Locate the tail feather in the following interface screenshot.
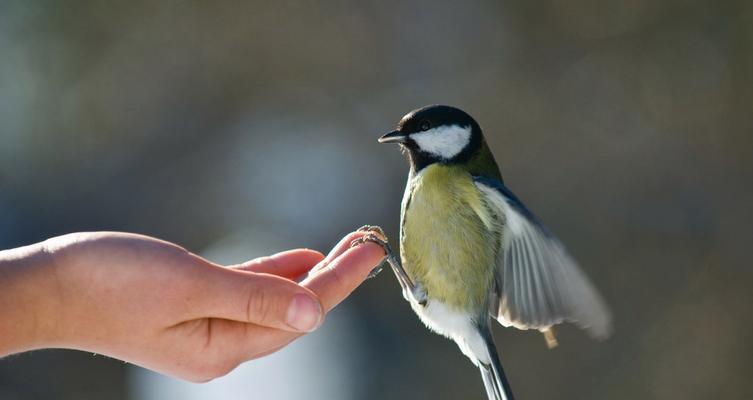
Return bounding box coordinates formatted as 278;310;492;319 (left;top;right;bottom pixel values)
479;328;515;400
480;364;503;400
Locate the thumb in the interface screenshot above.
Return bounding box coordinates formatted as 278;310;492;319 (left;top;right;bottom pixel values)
197;267;323;333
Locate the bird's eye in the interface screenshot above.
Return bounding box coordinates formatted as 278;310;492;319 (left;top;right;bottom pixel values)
420;121;431;131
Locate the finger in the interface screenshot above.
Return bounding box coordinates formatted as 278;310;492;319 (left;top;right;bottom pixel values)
307;231;370;276
323;230;370;264
198;268;323;333
300;242;385;311
224;240;385;362
232;249;324;279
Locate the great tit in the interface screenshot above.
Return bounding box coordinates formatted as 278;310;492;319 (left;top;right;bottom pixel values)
359;105;611;400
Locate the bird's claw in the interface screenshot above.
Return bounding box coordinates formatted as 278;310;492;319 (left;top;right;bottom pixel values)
357;225;387;242
354;226;423;303
414;283;428;306
351;229;390;279
367;264;384;279
350;231;389;250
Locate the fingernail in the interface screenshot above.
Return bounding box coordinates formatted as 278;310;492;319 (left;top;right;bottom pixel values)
286;294;322;332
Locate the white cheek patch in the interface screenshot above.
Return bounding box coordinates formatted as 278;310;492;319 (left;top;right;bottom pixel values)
411;125;472;160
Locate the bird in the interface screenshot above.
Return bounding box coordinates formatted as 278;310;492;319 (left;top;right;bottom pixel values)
357;105;611;400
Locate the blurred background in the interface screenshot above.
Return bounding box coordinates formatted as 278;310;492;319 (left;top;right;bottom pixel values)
1;0;752;399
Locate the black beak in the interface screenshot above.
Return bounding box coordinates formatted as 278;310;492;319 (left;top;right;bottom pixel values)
378;130;407;144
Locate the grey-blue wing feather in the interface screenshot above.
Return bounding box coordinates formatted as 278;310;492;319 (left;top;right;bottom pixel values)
473;176;612;338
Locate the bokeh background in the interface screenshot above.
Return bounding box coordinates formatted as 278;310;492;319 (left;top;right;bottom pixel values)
1;1;752;399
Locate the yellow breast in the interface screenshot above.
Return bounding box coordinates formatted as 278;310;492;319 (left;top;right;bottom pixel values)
400;164;498;310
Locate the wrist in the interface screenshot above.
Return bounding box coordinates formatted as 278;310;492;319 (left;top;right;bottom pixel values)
0;241;63;356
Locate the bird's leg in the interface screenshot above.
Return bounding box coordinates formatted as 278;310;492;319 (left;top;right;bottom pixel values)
355;226;413;299
356;225;385;279
353;226;427;306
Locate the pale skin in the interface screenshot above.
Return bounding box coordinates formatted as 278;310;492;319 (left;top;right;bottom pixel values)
0;230;385;382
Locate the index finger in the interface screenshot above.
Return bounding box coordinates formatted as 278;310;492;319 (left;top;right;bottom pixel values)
300;242;385;312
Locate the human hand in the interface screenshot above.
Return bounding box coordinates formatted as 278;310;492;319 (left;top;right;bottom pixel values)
0;231;384;382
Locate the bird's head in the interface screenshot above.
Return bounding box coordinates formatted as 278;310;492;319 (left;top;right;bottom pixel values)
379;105;484;171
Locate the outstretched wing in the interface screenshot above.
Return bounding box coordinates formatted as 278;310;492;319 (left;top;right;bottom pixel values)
473;176;612;339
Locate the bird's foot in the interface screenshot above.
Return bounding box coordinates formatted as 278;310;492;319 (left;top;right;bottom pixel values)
351;228;388;279
366;264;383;279
351;226;389;249
356;225;387;241
413;282;428;306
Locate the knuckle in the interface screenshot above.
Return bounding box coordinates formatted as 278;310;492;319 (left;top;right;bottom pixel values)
247;283;273;324
326;263;347;288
